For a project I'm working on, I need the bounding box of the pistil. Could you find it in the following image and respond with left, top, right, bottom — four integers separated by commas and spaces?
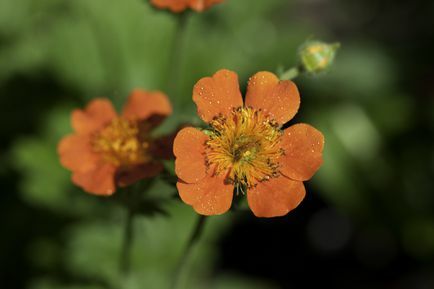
205, 107, 282, 188
92, 118, 150, 166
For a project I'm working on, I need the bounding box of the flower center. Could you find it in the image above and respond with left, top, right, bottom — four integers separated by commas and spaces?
92, 118, 150, 166
206, 107, 283, 190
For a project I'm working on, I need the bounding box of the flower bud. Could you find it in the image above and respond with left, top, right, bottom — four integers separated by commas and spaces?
299, 40, 340, 74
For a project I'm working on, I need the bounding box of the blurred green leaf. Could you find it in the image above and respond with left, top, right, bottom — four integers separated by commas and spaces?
403, 219, 434, 259
64, 200, 234, 289
12, 136, 70, 208
10, 104, 103, 215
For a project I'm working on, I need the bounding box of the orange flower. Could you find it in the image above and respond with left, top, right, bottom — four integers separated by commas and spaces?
151, 0, 223, 12
58, 90, 173, 196
174, 69, 324, 217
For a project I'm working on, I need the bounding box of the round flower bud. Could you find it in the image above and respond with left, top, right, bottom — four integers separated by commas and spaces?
299, 41, 340, 74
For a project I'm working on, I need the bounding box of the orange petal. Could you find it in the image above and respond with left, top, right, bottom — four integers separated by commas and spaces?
72, 99, 117, 134
151, 0, 188, 12
189, 0, 223, 11
122, 89, 172, 121
280, 123, 324, 181
116, 162, 164, 187
245, 71, 300, 125
193, 69, 243, 123
173, 127, 208, 183
177, 173, 233, 215
151, 0, 222, 12
247, 176, 305, 218
72, 162, 117, 196
58, 134, 100, 173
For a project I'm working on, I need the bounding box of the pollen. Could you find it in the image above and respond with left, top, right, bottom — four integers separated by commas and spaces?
92, 118, 150, 166
206, 107, 283, 190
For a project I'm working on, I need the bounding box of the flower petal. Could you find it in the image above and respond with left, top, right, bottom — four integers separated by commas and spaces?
72, 99, 117, 134
151, 0, 188, 12
122, 89, 172, 122
57, 134, 99, 173
280, 123, 324, 181
72, 162, 117, 196
116, 162, 164, 187
189, 0, 223, 11
151, 0, 222, 12
193, 69, 243, 123
177, 173, 233, 215
245, 71, 300, 124
173, 127, 208, 183
247, 176, 305, 218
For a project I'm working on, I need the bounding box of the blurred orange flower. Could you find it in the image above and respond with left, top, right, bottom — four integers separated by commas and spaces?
174, 69, 324, 217
151, 0, 223, 12
58, 90, 172, 196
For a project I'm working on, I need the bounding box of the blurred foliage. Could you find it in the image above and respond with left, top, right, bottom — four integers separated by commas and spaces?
1, 0, 434, 288
2, 1, 290, 287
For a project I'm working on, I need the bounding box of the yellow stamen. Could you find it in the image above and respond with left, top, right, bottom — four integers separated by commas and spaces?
206, 107, 283, 189
92, 118, 150, 166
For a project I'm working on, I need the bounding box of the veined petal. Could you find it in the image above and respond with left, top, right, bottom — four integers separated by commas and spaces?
174, 127, 208, 184
193, 69, 243, 123
177, 173, 233, 215
280, 123, 324, 181
122, 89, 172, 121
58, 134, 99, 173
247, 176, 305, 218
245, 71, 300, 125
72, 99, 117, 134
72, 162, 117, 196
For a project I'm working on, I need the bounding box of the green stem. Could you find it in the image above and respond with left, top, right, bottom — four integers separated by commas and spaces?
166, 12, 189, 110
279, 66, 300, 80
120, 192, 135, 275
170, 215, 207, 289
